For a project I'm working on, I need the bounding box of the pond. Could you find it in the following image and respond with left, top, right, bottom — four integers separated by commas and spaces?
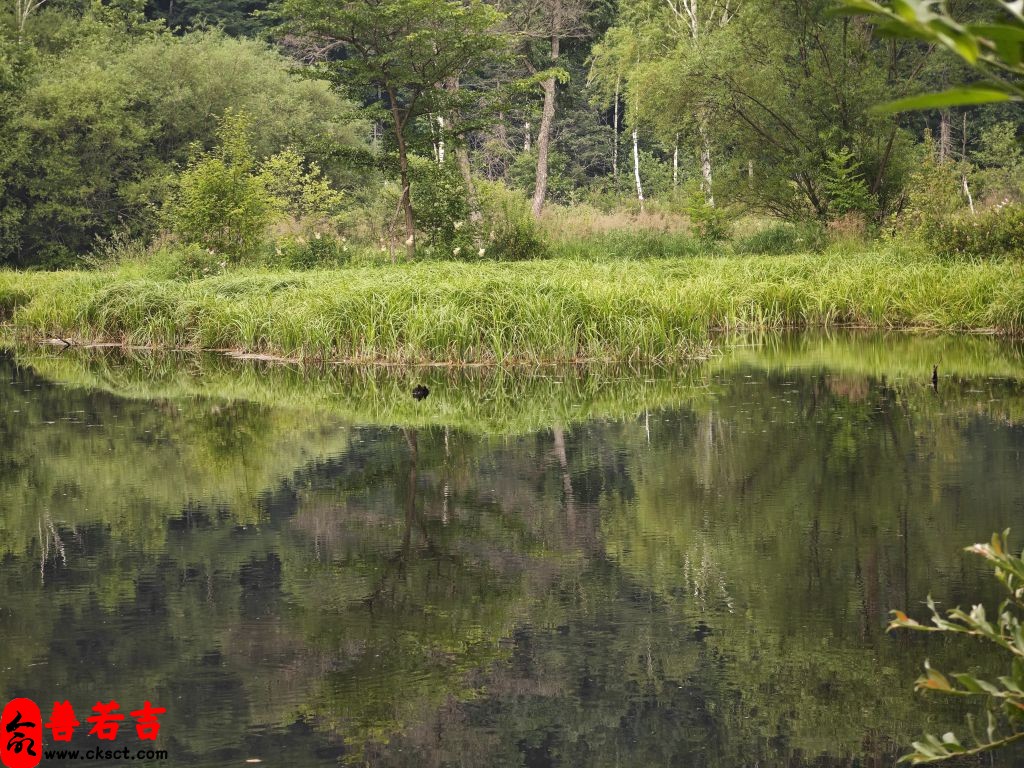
1, 332, 1023, 766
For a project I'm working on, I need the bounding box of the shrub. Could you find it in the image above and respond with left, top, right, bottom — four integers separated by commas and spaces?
144, 244, 228, 280
902, 133, 966, 232
409, 155, 475, 255
166, 112, 278, 261
260, 148, 345, 223
685, 184, 730, 241
924, 203, 1024, 258
822, 146, 875, 217
269, 232, 350, 269
477, 181, 547, 261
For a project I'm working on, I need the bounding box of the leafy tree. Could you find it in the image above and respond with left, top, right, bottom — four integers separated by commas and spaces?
281, 0, 507, 260
260, 147, 344, 223
167, 111, 277, 259
822, 146, 876, 217
1, 26, 364, 266
145, 0, 272, 36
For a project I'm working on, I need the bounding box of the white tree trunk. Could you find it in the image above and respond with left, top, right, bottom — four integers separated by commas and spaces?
962, 174, 975, 215
632, 127, 644, 210
436, 115, 445, 164
524, 121, 531, 152
699, 125, 714, 207
672, 134, 679, 189
613, 76, 620, 180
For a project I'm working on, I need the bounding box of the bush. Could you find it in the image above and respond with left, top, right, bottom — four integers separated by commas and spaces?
685, 184, 730, 241
924, 203, 1024, 258
477, 181, 547, 261
260, 148, 345, 223
269, 232, 350, 269
822, 146, 875, 217
166, 112, 278, 261
410, 155, 475, 256
143, 244, 228, 280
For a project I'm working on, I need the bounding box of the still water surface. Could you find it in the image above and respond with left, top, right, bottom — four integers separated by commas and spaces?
1, 333, 1024, 767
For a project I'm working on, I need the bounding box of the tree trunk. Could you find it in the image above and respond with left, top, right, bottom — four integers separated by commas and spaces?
672, 134, 679, 189
442, 76, 481, 224
523, 121, 531, 152
632, 127, 644, 211
962, 174, 975, 214
531, 76, 557, 217
388, 89, 416, 260
531, 0, 560, 218
696, 124, 712, 207
613, 76, 620, 180
436, 115, 445, 164
938, 110, 951, 164
457, 145, 483, 224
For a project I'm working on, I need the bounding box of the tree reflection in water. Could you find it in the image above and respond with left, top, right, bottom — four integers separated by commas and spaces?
0, 332, 1023, 765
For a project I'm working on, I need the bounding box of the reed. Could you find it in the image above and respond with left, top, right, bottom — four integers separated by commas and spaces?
3, 247, 1023, 364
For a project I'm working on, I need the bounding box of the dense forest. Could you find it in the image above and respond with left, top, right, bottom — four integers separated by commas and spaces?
0, 0, 1021, 269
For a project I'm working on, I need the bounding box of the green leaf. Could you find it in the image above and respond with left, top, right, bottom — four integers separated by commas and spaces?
872, 86, 1014, 113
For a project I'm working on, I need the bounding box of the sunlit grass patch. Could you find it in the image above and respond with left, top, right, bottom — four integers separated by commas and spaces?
3, 248, 1024, 363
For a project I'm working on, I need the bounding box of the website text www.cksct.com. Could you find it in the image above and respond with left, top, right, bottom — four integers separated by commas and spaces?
42, 747, 168, 761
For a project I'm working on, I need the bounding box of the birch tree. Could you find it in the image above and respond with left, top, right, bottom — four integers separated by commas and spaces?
14, 0, 48, 39
591, 0, 734, 207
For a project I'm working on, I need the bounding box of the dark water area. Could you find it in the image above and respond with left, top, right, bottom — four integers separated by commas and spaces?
2, 332, 1024, 767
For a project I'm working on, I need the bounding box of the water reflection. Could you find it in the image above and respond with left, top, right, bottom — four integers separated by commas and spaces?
0, 333, 1023, 765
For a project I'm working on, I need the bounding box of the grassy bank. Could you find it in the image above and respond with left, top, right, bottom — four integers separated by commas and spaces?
3, 247, 1024, 364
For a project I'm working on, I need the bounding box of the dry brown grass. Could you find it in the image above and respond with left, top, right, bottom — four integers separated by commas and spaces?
539, 203, 690, 241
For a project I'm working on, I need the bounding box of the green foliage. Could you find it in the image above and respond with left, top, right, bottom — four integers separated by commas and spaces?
924, 203, 1024, 258
545, 230, 706, 260
822, 147, 875, 218
260, 148, 345, 223
904, 133, 966, 231
145, 243, 229, 280
166, 112, 277, 260
732, 222, 826, 255
7, 249, 1024, 363
974, 121, 1024, 202
409, 156, 475, 255
889, 532, 1024, 763
685, 183, 730, 241
835, 0, 1024, 110
477, 180, 547, 261
2, 26, 364, 267
269, 232, 350, 269
281, 0, 508, 256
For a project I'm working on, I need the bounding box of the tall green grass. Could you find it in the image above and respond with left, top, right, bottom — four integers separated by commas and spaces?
4, 247, 1024, 363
